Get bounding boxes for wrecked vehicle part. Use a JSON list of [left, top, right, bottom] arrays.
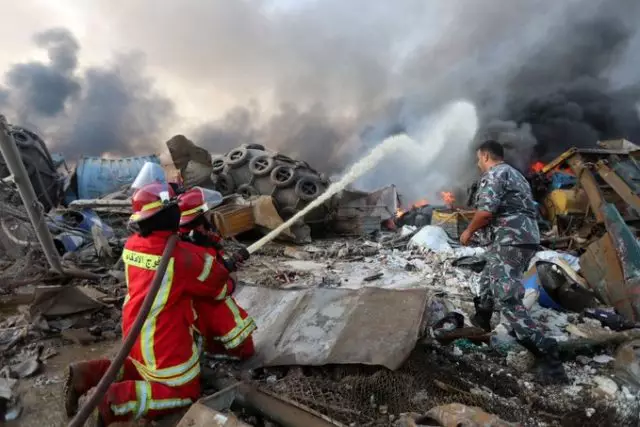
[[602, 203, 640, 283], [0, 124, 63, 213], [581, 203, 640, 321], [0, 120, 64, 274], [596, 160, 640, 214]]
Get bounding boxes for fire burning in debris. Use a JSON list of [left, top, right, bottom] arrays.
[[531, 161, 545, 173], [396, 199, 429, 218], [441, 191, 455, 207]]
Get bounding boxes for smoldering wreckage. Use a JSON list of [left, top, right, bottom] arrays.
[[2, 117, 640, 427]]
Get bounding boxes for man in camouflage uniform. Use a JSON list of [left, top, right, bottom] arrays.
[[460, 140, 567, 383]]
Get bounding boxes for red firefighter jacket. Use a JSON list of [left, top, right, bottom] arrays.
[[121, 231, 230, 387], [178, 228, 232, 299]]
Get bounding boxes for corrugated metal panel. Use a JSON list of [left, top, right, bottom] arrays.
[[75, 155, 160, 199], [235, 285, 429, 370]]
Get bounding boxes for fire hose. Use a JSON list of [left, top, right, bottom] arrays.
[[68, 233, 179, 427], [67, 169, 331, 425]]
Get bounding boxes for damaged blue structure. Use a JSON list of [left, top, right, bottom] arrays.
[[66, 155, 161, 201]]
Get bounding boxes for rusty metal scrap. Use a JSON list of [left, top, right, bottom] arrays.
[[596, 160, 640, 214], [210, 378, 345, 427]]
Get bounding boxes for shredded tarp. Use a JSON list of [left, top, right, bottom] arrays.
[[235, 285, 430, 370]]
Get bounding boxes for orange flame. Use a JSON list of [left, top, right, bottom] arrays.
[[413, 199, 429, 208], [396, 199, 430, 218], [531, 161, 545, 173], [441, 191, 455, 206]]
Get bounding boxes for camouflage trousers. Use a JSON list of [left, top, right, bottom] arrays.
[[478, 244, 546, 347]]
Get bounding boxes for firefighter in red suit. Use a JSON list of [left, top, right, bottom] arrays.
[[177, 187, 257, 360], [63, 182, 249, 426]]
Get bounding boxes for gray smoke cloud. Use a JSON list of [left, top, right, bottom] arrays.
[[173, 0, 640, 200], [5, 28, 80, 118], [2, 0, 640, 202], [1, 28, 174, 157]]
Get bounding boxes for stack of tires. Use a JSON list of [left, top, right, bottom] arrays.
[[0, 125, 64, 212], [210, 144, 332, 224]]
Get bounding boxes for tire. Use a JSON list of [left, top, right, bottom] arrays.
[[295, 177, 322, 201], [270, 165, 296, 188], [245, 143, 265, 151], [215, 173, 236, 195], [211, 156, 226, 174], [226, 147, 249, 167], [237, 184, 259, 199], [249, 155, 275, 177], [279, 206, 299, 221]]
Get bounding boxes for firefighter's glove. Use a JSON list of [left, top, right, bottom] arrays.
[[222, 247, 250, 272]]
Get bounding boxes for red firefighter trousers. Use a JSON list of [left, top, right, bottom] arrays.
[[86, 358, 200, 422], [195, 296, 256, 359]]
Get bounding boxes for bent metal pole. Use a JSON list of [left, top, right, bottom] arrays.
[[0, 117, 63, 274], [68, 233, 179, 427]]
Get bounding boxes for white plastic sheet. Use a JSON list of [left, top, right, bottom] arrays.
[[408, 225, 452, 252], [529, 250, 581, 271], [409, 225, 487, 258]]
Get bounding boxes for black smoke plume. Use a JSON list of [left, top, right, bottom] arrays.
[[481, 0, 640, 170], [2, 0, 640, 202], [1, 28, 174, 157]]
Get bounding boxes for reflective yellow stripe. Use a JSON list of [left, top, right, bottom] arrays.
[[215, 298, 256, 349], [133, 359, 200, 387], [149, 397, 193, 411], [130, 200, 164, 222], [140, 259, 175, 369], [131, 343, 199, 379], [111, 382, 193, 416], [225, 319, 257, 350], [216, 298, 247, 342], [123, 263, 131, 307], [122, 249, 162, 270], [181, 203, 207, 218], [141, 200, 163, 212], [214, 283, 228, 300], [112, 400, 138, 416], [197, 253, 214, 281], [136, 381, 151, 419]]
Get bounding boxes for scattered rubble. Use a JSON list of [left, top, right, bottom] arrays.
[[1, 122, 640, 426]]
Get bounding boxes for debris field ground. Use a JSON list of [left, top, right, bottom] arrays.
[[2, 132, 640, 426], [3, 233, 639, 426]]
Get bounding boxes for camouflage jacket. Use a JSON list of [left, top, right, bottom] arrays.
[[475, 163, 540, 246]]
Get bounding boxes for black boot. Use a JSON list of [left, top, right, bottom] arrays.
[[471, 297, 493, 332], [519, 337, 569, 385]]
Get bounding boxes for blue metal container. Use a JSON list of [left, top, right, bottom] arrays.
[[522, 269, 564, 311], [75, 155, 161, 199]]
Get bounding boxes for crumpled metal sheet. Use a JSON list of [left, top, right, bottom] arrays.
[[336, 185, 398, 221], [29, 285, 106, 319], [581, 203, 640, 321], [234, 285, 429, 370]]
